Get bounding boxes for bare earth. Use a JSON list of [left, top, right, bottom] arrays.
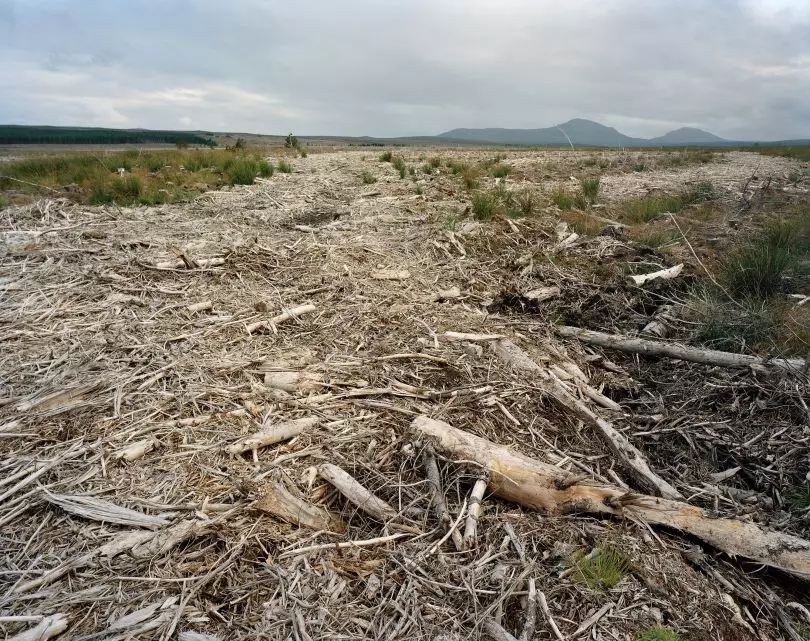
[[1, 149, 808, 640]]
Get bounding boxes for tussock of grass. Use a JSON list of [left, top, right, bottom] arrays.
[[787, 483, 810, 510], [580, 177, 600, 203], [429, 156, 441, 168], [277, 159, 293, 174], [421, 163, 434, 174], [515, 190, 536, 217], [447, 159, 468, 175], [569, 548, 631, 590], [637, 627, 681, 641], [379, 150, 393, 162], [471, 191, 497, 220], [361, 170, 377, 184], [490, 163, 511, 178], [552, 188, 575, 210], [618, 182, 713, 224], [462, 168, 479, 191], [724, 219, 807, 300]]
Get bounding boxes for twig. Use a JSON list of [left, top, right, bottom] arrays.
[[538, 591, 565, 641], [278, 532, 410, 559], [520, 578, 537, 641]]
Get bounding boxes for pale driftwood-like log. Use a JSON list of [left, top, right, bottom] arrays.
[[538, 591, 564, 641], [523, 286, 560, 302], [433, 286, 462, 301], [115, 438, 154, 461], [629, 263, 683, 285], [557, 325, 807, 374], [370, 268, 410, 280], [246, 303, 317, 334], [226, 416, 319, 455], [463, 477, 488, 550], [412, 416, 810, 581], [7, 614, 69, 641], [44, 492, 169, 528], [444, 331, 504, 342], [155, 257, 224, 269], [318, 463, 398, 523], [483, 618, 519, 641], [422, 446, 464, 551], [492, 339, 681, 500], [520, 578, 538, 641], [255, 481, 345, 532], [263, 371, 324, 394], [186, 300, 213, 313], [278, 532, 409, 559]]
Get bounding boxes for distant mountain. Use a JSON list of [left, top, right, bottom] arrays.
[[648, 127, 725, 145], [437, 119, 726, 147]]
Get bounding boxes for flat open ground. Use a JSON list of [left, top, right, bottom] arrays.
[[1, 148, 809, 640]]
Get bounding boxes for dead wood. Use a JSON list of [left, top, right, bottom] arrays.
[[318, 462, 399, 523], [226, 416, 319, 455], [412, 415, 810, 581], [492, 339, 682, 499], [557, 325, 807, 374], [7, 614, 69, 641], [422, 445, 464, 551], [255, 481, 346, 532]]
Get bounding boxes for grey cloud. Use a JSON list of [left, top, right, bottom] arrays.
[[1, 0, 808, 139]]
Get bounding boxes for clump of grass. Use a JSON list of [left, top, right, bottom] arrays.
[[113, 175, 142, 198], [471, 191, 497, 220], [447, 159, 467, 175], [692, 293, 777, 352], [429, 156, 441, 168], [226, 157, 260, 185], [637, 627, 681, 641], [632, 163, 647, 172], [617, 182, 715, 225], [515, 190, 536, 217], [490, 163, 511, 178], [278, 159, 293, 174], [361, 170, 377, 184], [258, 160, 274, 177], [0, 195, 10, 209], [786, 483, 810, 510], [551, 188, 575, 210], [569, 548, 631, 590], [723, 219, 805, 300], [462, 168, 479, 191], [408, 166, 416, 177], [422, 162, 434, 174], [415, 184, 423, 196], [580, 177, 600, 203], [379, 150, 393, 162]]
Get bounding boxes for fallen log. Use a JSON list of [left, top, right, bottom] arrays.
[[226, 416, 319, 456], [491, 339, 682, 500], [318, 463, 398, 523], [556, 326, 807, 374], [412, 415, 810, 581], [255, 481, 345, 532]]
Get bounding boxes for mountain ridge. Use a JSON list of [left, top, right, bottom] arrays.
[[438, 118, 726, 147]]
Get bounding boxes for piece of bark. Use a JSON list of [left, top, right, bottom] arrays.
[[492, 339, 681, 500], [412, 415, 810, 581], [444, 331, 504, 342], [522, 286, 560, 302], [318, 463, 398, 523], [255, 481, 345, 532], [226, 416, 319, 455], [433, 286, 462, 301], [629, 263, 683, 285], [556, 325, 807, 374], [115, 439, 154, 461], [370, 269, 410, 280], [483, 618, 519, 641], [186, 300, 213, 313], [7, 614, 69, 641]]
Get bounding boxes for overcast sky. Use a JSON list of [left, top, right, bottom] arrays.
[[1, 0, 809, 140]]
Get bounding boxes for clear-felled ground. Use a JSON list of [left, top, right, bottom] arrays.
[[1, 147, 808, 640]]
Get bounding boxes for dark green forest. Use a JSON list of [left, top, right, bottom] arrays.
[[0, 125, 216, 146]]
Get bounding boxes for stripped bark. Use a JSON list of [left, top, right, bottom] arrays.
[[557, 325, 807, 374], [255, 481, 345, 532], [318, 463, 397, 523], [492, 339, 682, 500], [422, 445, 464, 551], [412, 415, 810, 581], [226, 416, 319, 455], [463, 477, 488, 550]]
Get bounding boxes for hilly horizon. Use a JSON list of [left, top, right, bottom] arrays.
[[439, 118, 729, 147]]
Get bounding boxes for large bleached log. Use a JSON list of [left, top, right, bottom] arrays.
[[491, 339, 682, 500], [556, 325, 807, 374], [412, 415, 810, 581]]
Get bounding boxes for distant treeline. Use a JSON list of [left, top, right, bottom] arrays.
[[0, 125, 216, 146]]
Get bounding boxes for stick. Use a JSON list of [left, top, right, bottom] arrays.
[[520, 578, 538, 641], [629, 263, 683, 285], [246, 303, 317, 334], [278, 532, 410, 559], [463, 477, 488, 550], [186, 300, 213, 313], [537, 591, 565, 641], [226, 416, 319, 455], [556, 325, 807, 374], [411, 415, 810, 581], [483, 618, 519, 641], [572, 602, 614, 637], [318, 463, 398, 523], [422, 445, 464, 551], [444, 331, 505, 342], [492, 339, 682, 499], [7, 614, 69, 641]]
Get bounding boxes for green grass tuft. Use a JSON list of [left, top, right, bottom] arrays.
[[379, 150, 393, 162], [637, 627, 681, 641], [580, 177, 600, 203], [490, 163, 511, 178], [551, 188, 575, 211], [277, 159, 293, 174], [471, 191, 497, 220], [226, 157, 259, 185], [786, 483, 810, 510], [258, 160, 274, 177], [361, 170, 377, 184], [515, 190, 536, 217], [429, 156, 441, 168], [570, 548, 631, 590], [462, 168, 479, 191]]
